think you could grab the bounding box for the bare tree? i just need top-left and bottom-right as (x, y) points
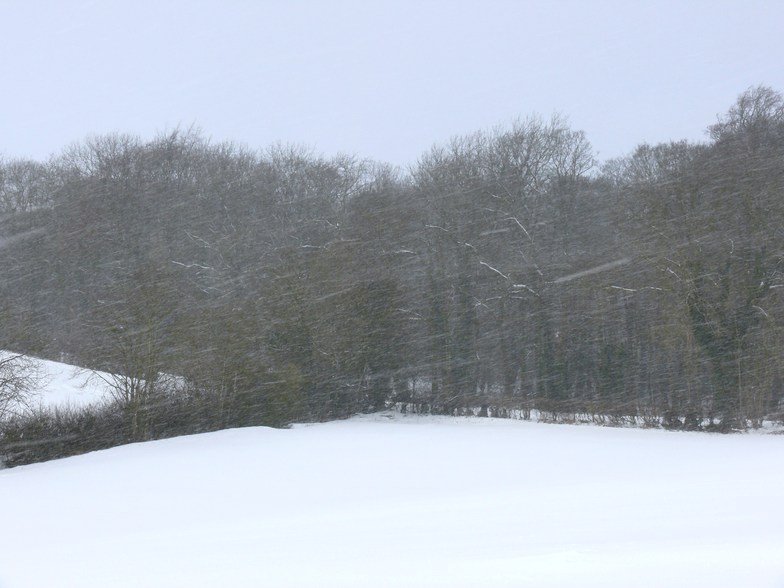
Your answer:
(0, 158), (54, 214)
(709, 85), (784, 144)
(84, 264), (180, 440)
(0, 353), (40, 420)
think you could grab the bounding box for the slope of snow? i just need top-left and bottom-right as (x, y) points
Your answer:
(1, 413), (783, 588)
(27, 355), (112, 408)
(1, 351), (114, 411)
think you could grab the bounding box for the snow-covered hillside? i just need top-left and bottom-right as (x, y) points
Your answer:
(26, 355), (111, 408)
(1, 413), (783, 588)
(0, 351), (110, 412)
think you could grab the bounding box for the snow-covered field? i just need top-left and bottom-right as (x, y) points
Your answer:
(1, 412), (783, 588)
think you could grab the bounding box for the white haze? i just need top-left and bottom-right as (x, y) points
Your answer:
(1, 0), (783, 165)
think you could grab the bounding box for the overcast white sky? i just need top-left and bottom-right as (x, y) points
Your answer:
(1, 0), (783, 166)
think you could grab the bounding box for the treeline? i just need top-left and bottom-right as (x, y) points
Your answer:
(1, 86), (783, 457)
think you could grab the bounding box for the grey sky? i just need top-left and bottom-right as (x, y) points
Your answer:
(1, 0), (782, 166)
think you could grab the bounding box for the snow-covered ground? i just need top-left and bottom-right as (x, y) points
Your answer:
(27, 355), (112, 408)
(1, 412), (783, 588)
(0, 352), (111, 411)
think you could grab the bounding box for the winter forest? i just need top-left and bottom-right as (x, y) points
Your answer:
(2, 86), (784, 464)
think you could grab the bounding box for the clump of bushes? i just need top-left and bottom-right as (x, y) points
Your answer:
(0, 377), (303, 468)
(0, 403), (129, 467)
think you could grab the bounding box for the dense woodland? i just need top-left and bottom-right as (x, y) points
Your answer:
(2, 86), (784, 462)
